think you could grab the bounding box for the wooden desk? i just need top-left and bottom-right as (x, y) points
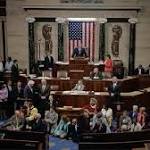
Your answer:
(32, 76), (139, 92)
(138, 75), (150, 89)
(0, 139), (42, 150)
(0, 129), (48, 150)
(51, 90), (147, 110)
(54, 60), (104, 79)
(56, 107), (83, 119)
(19, 75), (150, 109)
(79, 130), (150, 150)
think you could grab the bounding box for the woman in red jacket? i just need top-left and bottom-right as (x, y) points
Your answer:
(104, 54), (113, 78)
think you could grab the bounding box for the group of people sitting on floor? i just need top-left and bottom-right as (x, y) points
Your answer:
(51, 100), (149, 142)
(0, 55), (150, 144)
(0, 81), (150, 143)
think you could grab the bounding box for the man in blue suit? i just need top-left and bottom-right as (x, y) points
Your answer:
(72, 43), (87, 58)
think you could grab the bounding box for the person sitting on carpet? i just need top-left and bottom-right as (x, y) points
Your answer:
(26, 101), (38, 121)
(44, 107), (58, 134)
(72, 80), (85, 91)
(119, 110), (132, 132)
(78, 109), (90, 133)
(90, 112), (107, 133)
(31, 113), (47, 132)
(67, 118), (79, 142)
(53, 115), (70, 138)
(0, 110), (25, 131)
(130, 118), (142, 132)
(101, 105), (113, 128)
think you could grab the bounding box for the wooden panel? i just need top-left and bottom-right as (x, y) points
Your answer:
(20, 76), (140, 92)
(52, 91), (149, 110)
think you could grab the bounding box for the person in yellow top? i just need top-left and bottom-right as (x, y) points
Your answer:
(26, 101), (38, 121)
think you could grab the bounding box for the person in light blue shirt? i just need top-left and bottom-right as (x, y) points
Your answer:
(53, 115), (70, 138)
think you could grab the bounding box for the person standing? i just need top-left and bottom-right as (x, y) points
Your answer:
(6, 80), (16, 117)
(134, 64), (145, 75)
(38, 79), (50, 118)
(24, 80), (35, 101)
(0, 57), (4, 81)
(5, 57), (13, 71)
(108, 76), (121, 104)
(104, 54), (113, 78)
(72, 43), (87, 58)
(44, 53), (54, 70)
(11, 59), (19, 84)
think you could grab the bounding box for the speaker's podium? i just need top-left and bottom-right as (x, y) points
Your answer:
(69, 57), (89, 79)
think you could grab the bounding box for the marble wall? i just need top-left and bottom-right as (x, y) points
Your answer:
(34, 22), (58, 61)
(105, 23), (130, 68)
(5, 0), (150, 71)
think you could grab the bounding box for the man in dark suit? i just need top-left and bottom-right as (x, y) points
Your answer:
(6, 80), (16, 117)
(24, 80), (35, 100)
(15, 81), (24, 98)
(72, 43), (87, 58)
(134, 64), (145, 75)
(108, 76), (121, 103)
(44, 53), (54, 70)
(11, 59), (19, 84)
(14, 81), (24, 109)
(38, 79), (50, 118)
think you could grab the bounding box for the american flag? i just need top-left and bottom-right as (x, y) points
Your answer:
(68, 21), (95, 60)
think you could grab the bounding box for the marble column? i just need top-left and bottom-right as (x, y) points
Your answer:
(128, 18), (137, 75)
(64, 21), (69, 62)
(56, 18), (66, 61)
(0, 18), (7, 61)
(26, 17), (35, 74)
(0, 20), (3, 59)
(94, 20), (100, 62)
(98, 18), (107, 61)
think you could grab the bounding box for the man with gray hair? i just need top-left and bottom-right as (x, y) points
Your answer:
(24, 80), (35, 100)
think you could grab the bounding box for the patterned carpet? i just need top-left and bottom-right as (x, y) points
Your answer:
(49, 136), (78, 150)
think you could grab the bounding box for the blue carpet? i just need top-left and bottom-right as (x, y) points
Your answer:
(49, 136), (78, 150)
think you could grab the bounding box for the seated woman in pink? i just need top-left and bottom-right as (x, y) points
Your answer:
(0, 83), (8, 102)
(137, 107), (146, 129)
(104, 54), (113, 78)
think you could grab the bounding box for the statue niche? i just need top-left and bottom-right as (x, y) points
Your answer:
(111, 25), (122, 57)
(42, 24), (53, 54)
